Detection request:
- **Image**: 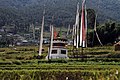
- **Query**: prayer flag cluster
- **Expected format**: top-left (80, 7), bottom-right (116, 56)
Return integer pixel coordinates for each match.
top-left (73, 0), bottom-right (87, 48)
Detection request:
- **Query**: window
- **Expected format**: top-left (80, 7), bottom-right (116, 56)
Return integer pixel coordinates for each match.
top-left (51, 50), bottom-right (57, 54)
top-left (61, 50), bottom-right (66, 54)
top-left (53, 43), bottom-right (65, 46)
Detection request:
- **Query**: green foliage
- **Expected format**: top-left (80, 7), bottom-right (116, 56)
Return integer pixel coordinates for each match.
top-left (1, 0), bottom-right (120, 33)
top-left (48, 59), bottom-right (68, 63)
top-left (6, 51), bottom-right (20, 54)
top-left (107, 53), bottom-right (120, 58)
top-left (16, 48), bottom-right (35, 51)
top-left (0, 46), bottom-right (120, 80)
top-left (12, 60), bottom-right (22, 65)
top-left (87, 9), bottom-right (96, 29)
top-left (88, 22), bottom-right (120, 46)
top-left (0, 61), bottom-right (12, 65)
top-left (0, 70), bottom-right (119, 80)
top-left (97, 22), bottom-right (118, 44)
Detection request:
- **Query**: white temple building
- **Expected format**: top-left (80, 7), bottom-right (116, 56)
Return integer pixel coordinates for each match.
top-left (46, 38), bottom-right (69, 59)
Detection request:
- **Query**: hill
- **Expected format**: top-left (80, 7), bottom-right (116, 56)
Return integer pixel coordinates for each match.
top-left (0, 0), bottom-right (120, 29)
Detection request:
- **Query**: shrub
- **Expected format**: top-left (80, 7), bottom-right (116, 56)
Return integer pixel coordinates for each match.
top-left (16, 56), bottom-right (24, 60)
top-left (0, 61), bottom-right (12, 65)
top-left (6, 51), bottom-right (20, 54)
top-left (5, 55), bottom-right (12, 59)
top-left (107, 53), bottom-right (120, 58)
top-left (16, 48), bottom-right (35, 51)
top-left (0, 49), bottom-right (5, 52)
top-left (12, 60), bottom-right (22, 65)
top-left (0, 70), bottom-right (115, 80)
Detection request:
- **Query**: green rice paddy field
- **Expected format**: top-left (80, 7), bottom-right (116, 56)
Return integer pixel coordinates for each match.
top-left (0, 45), bottom-right (120, 80)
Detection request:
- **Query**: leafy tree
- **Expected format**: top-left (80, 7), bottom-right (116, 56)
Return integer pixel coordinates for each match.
top-left (94, 22), bottom-right (120, 45)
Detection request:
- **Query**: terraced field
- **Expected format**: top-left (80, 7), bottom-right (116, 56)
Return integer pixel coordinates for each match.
top-left (0, 46), bottom-right (120, 80)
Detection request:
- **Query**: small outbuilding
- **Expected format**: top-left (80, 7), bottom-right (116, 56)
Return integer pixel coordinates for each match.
top-left (115, 41), bottom-right (120, 51)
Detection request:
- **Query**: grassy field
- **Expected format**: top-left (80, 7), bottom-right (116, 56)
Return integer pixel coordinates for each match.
top-left (0, 45), bottom-right (120, 80)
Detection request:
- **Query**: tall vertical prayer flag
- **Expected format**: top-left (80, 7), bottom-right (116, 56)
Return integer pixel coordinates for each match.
top-left (79, 0), bottom-right (87, 48)
top-left (39, 9), bottom-right (45, 56)
top-left (53, 28), bottom-right (57, 39)
top-left (75, 2), bottom-right (80, 48)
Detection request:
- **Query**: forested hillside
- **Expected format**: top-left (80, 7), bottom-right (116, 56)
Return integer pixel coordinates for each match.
top-left (0, 0), bottom-right (120, 29)
top-left (0, 0), bottom-right (120, 46)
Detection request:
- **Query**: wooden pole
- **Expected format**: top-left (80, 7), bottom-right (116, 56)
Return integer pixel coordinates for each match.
top-left (38, 9), bottom-right (45, 56)
top-left (81, 47), bottom-right (84, 61)
top-left (48, 25), bottom-right (53, 60)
